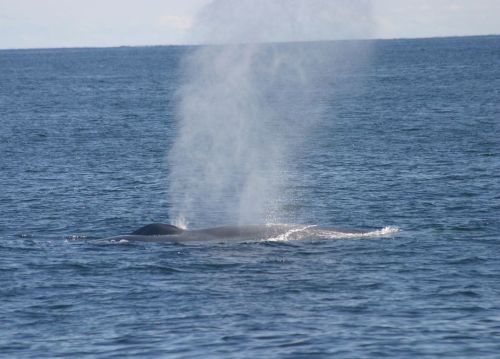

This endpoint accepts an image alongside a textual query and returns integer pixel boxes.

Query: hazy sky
[1,0,499,49]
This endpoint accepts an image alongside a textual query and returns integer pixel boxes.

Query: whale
[103,223,380,243]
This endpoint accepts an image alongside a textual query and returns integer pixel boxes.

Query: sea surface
[1,36,499,357]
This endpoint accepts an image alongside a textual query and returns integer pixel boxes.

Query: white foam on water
[266,225,317,242]
[364,226,400,237]
[264,225,400,242]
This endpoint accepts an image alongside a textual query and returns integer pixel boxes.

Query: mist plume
[168,0,374,228]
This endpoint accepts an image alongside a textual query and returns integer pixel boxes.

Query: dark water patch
[122,263,184,275]
[447,256,487,265]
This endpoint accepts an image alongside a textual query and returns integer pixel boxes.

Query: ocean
[1,36,499,357]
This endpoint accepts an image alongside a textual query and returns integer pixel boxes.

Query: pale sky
[0,0,499,49]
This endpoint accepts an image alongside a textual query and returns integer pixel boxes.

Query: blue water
[1,36,499,357]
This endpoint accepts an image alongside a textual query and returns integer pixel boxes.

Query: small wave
[16,233,34,238]
[108,238,129,244]
[66,234,88,240]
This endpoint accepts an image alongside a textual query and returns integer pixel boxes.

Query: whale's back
[131,223,183,236]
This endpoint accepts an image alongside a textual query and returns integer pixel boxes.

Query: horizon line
[0,33,498,52]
